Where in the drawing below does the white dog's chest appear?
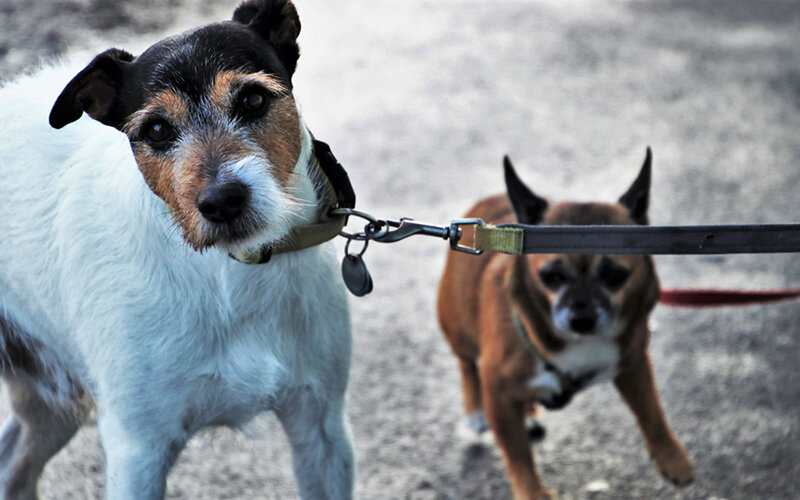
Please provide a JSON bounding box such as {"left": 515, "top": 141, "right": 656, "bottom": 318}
{"left": 183, "top": 344, "right": 287, "bottom": 429}
{"left": 117, "top": 252, "right": 349, "bottom": 427}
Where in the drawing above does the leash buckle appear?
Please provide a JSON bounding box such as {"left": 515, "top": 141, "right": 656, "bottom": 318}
{"left": 449, "top": 219, "right": 485, "bottom": 255}
{"left": 332, "top": 208, "right": 485, "bottom": 254}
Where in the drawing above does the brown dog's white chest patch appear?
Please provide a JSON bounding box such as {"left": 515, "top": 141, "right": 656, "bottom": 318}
{"left": 551, "top": 339, "right": 619, "bottom": 380}
{"left": 528, "top": 339, "right": 620, "bottom": 398}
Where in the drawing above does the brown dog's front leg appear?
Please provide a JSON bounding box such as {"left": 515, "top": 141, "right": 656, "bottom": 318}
{"left": 458, "top": 358, "right": 483, "bottom": 415}
{"left": 613, "top": 352, "right": 694, "bottom": 486}
{"left": 482, "top": 372, "right": 554, "bottom": 500}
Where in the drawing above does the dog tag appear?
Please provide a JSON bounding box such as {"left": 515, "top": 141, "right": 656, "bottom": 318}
{"left": 341, "top": 253, "right": 373, "bottom": 297}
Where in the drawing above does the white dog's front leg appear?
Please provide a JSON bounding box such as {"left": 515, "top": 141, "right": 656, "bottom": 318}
{"left": 277, "top": 387, "right": 354, "bottom": 500}
{"left": 97, "top": 408, "right": 185, "bottom": 500}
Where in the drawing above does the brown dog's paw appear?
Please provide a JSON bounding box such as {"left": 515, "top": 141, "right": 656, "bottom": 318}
{"left": 653, "top": 447, "right": 695, "bottom": 486}
{"left": 512, "top": 486, "right": 557, "bottom": 500}
{"left": 531, "top": 488, "right": 558, "bottom": 500}
{"left": 526, "top": 417, "right": 546, "bottom": 443}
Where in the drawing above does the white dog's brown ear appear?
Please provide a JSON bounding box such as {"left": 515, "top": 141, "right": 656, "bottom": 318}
{"left": 619, "top": 147, "right": 652, "bottom": 225}
{"left": 504, "top": 156, "right": 548, "bottom": 225}
{"left": 233, "top": 0, "right": 301, "bottom": 76}
{"left": 49, "top": 48, "right": 134, "bottom": 130}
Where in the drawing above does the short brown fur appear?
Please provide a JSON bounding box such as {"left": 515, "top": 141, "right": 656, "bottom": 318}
{"left": 437, "top": 170, "right": 693, "bottom": 499}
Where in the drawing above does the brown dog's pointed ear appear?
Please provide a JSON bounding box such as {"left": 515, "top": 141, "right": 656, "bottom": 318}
{"left": 49, "top": 48, "right": 134, "bottom": 130}
{"left": 504, "top": 156, "right": 548, "bottom": 225}
{"left": 619, "top": 147, "right": 652, "bottom": 225}
{"left": 232, "top": 0, "right": 301, "bottom": 76}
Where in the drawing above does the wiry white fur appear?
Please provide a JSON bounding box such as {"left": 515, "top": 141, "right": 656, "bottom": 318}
{"left": 0, "top": 61, "right": 353, "bottom": 499}
{"left": 217, "top": 153, "right": 297, "bottom": 252}
{"left": 224, "top": 124, "right": 319, "bottom": 256}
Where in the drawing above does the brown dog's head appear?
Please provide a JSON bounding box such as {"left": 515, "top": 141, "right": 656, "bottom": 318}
{"left": 505, "top": 149, "right": 659, "bottom": 342}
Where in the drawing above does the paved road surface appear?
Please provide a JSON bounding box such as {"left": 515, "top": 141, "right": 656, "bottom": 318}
{"left": 1, "top": 0, "right": 799, "bottom": 498}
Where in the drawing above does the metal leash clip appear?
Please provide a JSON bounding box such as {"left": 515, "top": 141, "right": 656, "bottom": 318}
{"left": 329, "top": 208, "right": 485, "bottom": 296}
{"left": 330, "top": 208, "right": 484, "bottom": 254}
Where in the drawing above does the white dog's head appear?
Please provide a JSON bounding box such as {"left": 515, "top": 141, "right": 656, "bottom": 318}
{"left": 50, "top": 0, "right": 306, "bottom": 253}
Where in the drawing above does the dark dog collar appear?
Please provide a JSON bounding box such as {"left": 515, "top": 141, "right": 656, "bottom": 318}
{"left": 229, "top": 138, "right": 355, "bottom": 264}
{"left": 511, "top": 309, "right": 551, "bottom": 366}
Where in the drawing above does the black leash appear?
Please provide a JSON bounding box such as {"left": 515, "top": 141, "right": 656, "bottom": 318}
{"left": 334, "top": 209, "right": 800, "bottom": 255}
{"left": 260, "top": 140, "right": 800, "bottom": 296}
{"left": 334, "top": 209, "right": 800, "bottom": 296}
{"left": 485, "top": 222, "right": 800, "bottom": 255}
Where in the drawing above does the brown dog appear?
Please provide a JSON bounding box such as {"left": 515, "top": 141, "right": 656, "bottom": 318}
{"left": 437, "top": 150, "right": 694, "bottom": 499}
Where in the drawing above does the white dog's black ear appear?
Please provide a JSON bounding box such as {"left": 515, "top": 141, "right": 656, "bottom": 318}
{"left": 233, "top": 0, "right": 301, "bottom": 76}
{"left": 618, "top": 147, "right": 652, "bottom": 225}
{"left": 49, "top": 48, "right": 134, "bottom": 130}
{"left": 504, "top": 156, "right": 548, "bottom": 225}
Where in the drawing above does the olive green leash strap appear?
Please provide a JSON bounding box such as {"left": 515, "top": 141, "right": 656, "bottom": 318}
{"left": 474, "top": 224, "right": 524, "bottom": 255}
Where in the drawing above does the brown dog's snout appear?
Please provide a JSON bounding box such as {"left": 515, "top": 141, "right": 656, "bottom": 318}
{"left": 196, "top": 180, "right": 250, "bottom": 223}
{"left": 569, "top": 307, "right": 597, "bottom": 334}
{"left": 565, "top": 291, "right": 599, "bottom": 334}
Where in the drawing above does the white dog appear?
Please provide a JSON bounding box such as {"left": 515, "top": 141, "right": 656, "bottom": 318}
{"left": 0, "top": 1, "right": 354, "bottom": 498}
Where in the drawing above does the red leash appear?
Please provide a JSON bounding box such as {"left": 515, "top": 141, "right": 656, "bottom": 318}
{"left": 659, "top": 289, "right": 800, "bottom": 307}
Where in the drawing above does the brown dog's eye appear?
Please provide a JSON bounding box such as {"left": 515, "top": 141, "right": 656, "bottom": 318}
{"left": 237, "top": 87, "right": 270, "bottom": 119}
{"left": 538, "top": 266, "right": 569, "bottom": 290}
{"left": 598, "top": 258, "right": 630, "bottom": 290}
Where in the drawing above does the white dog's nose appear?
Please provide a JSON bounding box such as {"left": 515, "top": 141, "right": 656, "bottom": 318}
{"left": 196, "top": 180, "right": 249, "bottom": 223}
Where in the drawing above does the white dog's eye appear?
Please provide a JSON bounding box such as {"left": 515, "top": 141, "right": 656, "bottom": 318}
{"left": 142, "top": 120, "right": 177, "bottom": 150}
{"left": 236, "top": 87, "right": 270, "bottom": 120}
{"left": 242, "top": 92, "right": 264, "bottom": 111}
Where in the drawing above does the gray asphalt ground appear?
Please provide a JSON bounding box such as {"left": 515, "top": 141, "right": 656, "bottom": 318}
{"left": 2, "top": 0, "right": 799, "bottom": 499}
